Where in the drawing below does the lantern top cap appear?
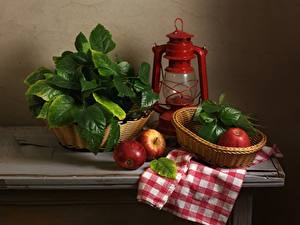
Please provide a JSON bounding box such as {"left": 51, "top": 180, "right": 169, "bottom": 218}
{"left": 167, "top": 18, "right": 194, "bottom": 40}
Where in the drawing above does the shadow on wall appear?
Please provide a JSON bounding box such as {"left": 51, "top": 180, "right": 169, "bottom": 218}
{"left": 0, "top": 38, "right": 46, "bottom": 126}
{"left": 206, "top": 1, "right": 299, "bottom": 225}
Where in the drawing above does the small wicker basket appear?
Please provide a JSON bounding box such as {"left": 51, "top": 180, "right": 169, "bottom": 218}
{"left": 51, "top": 112, "right": 153, "bottom": 150}
{"left": 172, "top": 107, "right": 267, "bottom": 168}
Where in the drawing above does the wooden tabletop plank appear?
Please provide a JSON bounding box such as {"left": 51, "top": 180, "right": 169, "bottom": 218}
{"left": 0, "top": 127, "right": 285, "bottom": 189}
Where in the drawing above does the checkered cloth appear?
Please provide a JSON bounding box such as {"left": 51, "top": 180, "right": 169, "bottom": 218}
{"left": 137, "top": 146, "right": 278, "bottom": 225}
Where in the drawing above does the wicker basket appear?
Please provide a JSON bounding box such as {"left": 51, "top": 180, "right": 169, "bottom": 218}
{"left": 172, "top": 107, "right": 267, "bottom": 168}
{"left": 51, "top": 112, "right": 153, "bottom": 150}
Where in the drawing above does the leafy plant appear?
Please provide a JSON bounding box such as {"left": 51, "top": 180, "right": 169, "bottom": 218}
{"left": 24, "top": 23, "right": 159, "bottom": 153}
{"left": 150, "top": 157, "right": 177, "bottom": 179}
{"left": 193, "top": 94, "right": 257, "bottom": 144}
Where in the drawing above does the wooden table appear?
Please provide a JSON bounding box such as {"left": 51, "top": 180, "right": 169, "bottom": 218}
{"left": 0, "top": 127, "right": 285, "bottom": 225}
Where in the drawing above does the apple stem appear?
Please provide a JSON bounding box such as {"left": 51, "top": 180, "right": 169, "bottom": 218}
{"left": 153, "top": 137, "right": 159, "bottom": 145}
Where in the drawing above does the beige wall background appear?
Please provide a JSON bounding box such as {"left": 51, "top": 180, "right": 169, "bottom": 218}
{"left": 0, "top": 0, "right": 299, "bottom": 224}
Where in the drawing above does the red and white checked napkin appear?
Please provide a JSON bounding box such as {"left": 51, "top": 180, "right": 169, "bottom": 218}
{"left": 137, "top": 146, "right": 278, "bottom": 225}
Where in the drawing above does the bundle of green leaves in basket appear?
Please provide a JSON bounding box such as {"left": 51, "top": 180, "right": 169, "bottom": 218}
{"left": 193, "top": 94, "right": 257, "bottom": 145}
{"left": 24, "top": 23, "right": 158, "bottom": 153}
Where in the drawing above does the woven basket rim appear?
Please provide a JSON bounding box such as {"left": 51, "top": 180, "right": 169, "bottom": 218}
{"left": 51, "top": 110, "right": 153, "bottom": 150}
{"left": 172, "top": 107, "right": 267, "bottom": 154}
{"left": 48, "top": 110, "right": 153, "bottom": 128}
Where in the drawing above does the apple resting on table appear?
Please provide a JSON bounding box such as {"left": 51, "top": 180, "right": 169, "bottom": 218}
{"left": 113, "top": 141, "right": 147, "bottom": 170}
{"left": 138, "top": 129, "right": 166, "bottom": 160}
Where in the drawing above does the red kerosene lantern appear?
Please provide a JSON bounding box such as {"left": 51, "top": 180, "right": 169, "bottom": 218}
{"left": 152, "top": 18, "right": 209, "bottom": 136}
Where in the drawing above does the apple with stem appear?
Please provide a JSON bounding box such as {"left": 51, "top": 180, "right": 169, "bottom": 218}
{"left": 138, "top": 129, "right": 166, "bottom": 160}
{"left": 113, "top": 140, "right": 147, "bottom": 170}
{"left": 218, "top": 128, "right": 251, "bottom": 147}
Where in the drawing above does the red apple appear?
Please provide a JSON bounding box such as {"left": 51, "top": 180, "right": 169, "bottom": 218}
{"left": 113, "top": 140, "right": 147, "bottom": 170}
{"left": 218, "top": 128, "right": 251, "bottom": 147}
{"left": 138, "top": 129, "right": 166, "bottom": 160}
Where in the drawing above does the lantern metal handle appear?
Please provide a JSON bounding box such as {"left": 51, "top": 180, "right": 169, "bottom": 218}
{"left": 194, "top": 46, "right": 209, "bottom": 100}
{"left": 152, "top": 44, "right": 166, "bottom": 93}
{"left": 152, "top": 44, "right": 169, "bottom": 113}
{"left": 174, "top": 18, "right": 184, "bottom": 31}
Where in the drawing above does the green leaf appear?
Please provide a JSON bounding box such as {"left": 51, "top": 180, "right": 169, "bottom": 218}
{"left": 75, "top": 32, "right": 90, "bottom": 54}
{"left": 193, "top": 105, "right": 217, "bottom": 124}
{"left": 25, "top": 80, "right": 64, "bottom": 101}
{"left": 104, "top": 117, "right": 120, "bottom": 151}
{"left": 198, "top": 122, "right": 226, "bottom": 143}
{"left": 92, "top": 50, "right": 120, "bottom": 76}
{"left": 192, "top": 105, "right": 203, "bottom": 122}
{"left": 46, "top": 73, "right": 81, "bottom": 90}
{"left": 47, "top": 95, "right": 75, "bottom": 128}
{"left": 141, "top": 90, "right": 159, "bottom": 108}
{"left": 62, "top": 51, "right": 73, "bottom": 57}
{"left": 138, "top": 62, "right": 150, "bottom": 84}
{"left": 80, "top": 79, "right": 98, "bottom": 92}
{"left": 133, "top": 79, "right": 151, "bottom": 92}
{"left": 118, "top": 61, "right": 130, "bottom": 74}
{"left": 234, "top": 115, "right": 256, "bottom": 136}
{"left": 26, "top": 95, "right": 45, "bottom": 117}
{"left": 218, "top": 93, "right": 226, "bottom": 105}
{"left": 24, "top": 67, "right": 52, "bottom": 86}
{"left": 198, "top": 111, "right": 216, "bottom": 124}
{"left": 219, "top": 106, "right": 241, "bottom": 126}
{"left": 76, "top": 66, "right": 99, "bottom": 92}
{"left": 72, "top": 52, "right": 90, "bottom": 64}
{"left": 53, "top": 51, "right": 73, "bottom": 64}
{"left": 89, "top": 24, "right": 116, "bottom": 54}
{"left": 113, "top": 75, "right": 136, "bottom": 98}
{"left": 55, "top": 54, "right": 78, "bottom": 81}
{"left": 36, "top": 101, "right": 51, "bottom": 119}
{"left": 202, "top": 100, "right": 222, "bottom": 113}
{"left": 93, "top": 93, "right": 126, "bottom": 120}
{"left": 83, "top": 66, "right": 101, "bottom": 80}
{"left": 74, "top": 104, "right": 106, "bottom": 153}
{"left": 150, "top": 157, "right": 177, "bottom": 179}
